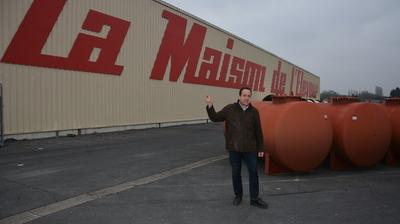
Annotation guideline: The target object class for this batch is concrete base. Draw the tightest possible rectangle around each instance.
[4,119,210,141]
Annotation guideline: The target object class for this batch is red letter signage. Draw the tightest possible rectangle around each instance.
[150,10,207,82]
[1,0,130,75]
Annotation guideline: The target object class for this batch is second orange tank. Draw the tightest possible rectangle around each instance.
[318,97,391,170]
[383,98,400,165]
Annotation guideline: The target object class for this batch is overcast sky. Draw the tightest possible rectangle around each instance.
[164,0,400,96]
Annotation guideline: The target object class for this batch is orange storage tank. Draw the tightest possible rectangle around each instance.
[252,96,333,175]
[318,97,391,170]
[382,98,400,165]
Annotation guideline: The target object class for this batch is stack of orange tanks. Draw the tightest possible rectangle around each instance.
[227,96,396,175]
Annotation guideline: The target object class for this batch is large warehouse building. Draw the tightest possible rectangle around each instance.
[0,0,320,140]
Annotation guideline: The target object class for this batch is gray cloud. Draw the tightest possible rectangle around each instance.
[164,0,400,95]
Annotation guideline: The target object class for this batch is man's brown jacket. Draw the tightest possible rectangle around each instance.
[206,100,264,152]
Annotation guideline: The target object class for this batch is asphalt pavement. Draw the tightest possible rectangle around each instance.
[1,123,399,224]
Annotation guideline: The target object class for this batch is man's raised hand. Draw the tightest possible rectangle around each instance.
[206,95,213,108]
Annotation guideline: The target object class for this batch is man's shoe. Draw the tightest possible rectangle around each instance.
[232,196,242,206]
[250,198,268,209]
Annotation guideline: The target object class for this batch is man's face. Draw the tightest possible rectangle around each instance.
[239,89,252,106]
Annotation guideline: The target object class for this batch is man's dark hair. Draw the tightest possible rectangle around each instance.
[239,87,252,96]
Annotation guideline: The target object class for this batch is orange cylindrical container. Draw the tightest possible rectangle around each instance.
[318,97,391,169]
[383,98,400,161]
[252,96,333,173]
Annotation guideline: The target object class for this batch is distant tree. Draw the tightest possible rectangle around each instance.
[320,90,340,101]
[390,87,400,97]
[354,90,384,102]
[358,91,374,101]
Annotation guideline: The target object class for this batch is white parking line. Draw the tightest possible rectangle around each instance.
[0,154,228,224]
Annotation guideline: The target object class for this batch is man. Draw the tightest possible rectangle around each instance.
[205,87,268,209]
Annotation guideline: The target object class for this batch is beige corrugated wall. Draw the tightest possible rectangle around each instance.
[0,0,320,136]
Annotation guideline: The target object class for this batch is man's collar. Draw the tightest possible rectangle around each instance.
[236,100,251,110]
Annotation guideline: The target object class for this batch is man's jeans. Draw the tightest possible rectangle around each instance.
[228,151,259,201]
